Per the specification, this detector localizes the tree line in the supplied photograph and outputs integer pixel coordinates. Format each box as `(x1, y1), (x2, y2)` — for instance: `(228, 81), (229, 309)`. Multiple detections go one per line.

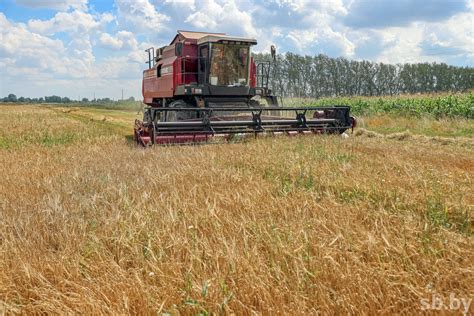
(254, 53), (474, 98)
(3, 54), (473, 102)
(1, 94), (135, 104)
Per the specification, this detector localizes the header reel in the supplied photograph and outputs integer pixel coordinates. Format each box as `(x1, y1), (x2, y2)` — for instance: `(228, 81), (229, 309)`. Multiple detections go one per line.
(134, 106), (356, 146)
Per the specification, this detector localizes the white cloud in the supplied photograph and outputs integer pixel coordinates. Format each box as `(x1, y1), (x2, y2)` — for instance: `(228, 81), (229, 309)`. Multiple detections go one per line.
(421, 12), (474, 58)
(100, 13), (115, 24)
(0, 12), (97, 81)
(276, 0), (347, 16)
(0, 11), (145, 98)
(164, 0), (196, 10)
(279, 3), (354, 57)
(374, 25), (426, 64)
(469, 0), (474, 10)
(0, 13), (65, 67)
(185, 0), (258, 38)
(27, 10), (111, 35)
(365, 10), (474, 65)
(99, 31), (138, 51)
(116, 0), (169, 33)
(286, 28), (355, 57)
(99, 33), (123, 50)
(67, 36), (95, 74)
(15, 0), (88, 11)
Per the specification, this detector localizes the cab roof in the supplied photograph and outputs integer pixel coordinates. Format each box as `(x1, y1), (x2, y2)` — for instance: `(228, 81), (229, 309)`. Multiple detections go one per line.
(172, 30), (257, 45)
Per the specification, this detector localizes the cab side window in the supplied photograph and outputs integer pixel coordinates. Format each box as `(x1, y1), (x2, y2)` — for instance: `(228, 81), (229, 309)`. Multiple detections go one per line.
(198, 45), (208, 84)
(157, 64), (162, 77)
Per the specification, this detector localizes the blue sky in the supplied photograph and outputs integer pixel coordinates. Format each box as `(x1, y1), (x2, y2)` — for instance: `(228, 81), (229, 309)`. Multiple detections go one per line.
(0, 0), (473, 99)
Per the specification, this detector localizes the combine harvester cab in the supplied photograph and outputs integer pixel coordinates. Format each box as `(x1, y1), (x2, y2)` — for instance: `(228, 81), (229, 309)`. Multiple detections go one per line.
(134, 30), (356, 146)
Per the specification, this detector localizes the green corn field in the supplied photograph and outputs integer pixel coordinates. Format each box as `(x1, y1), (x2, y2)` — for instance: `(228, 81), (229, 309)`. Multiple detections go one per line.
(283, 92), (474, 118)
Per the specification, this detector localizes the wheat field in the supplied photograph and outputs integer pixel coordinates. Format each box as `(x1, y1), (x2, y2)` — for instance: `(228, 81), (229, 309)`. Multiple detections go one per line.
(0, 104), (472, 314)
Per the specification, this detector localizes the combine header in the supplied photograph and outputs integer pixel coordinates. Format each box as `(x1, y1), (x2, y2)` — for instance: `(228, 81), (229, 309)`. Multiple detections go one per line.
(134, 30), (355, 146)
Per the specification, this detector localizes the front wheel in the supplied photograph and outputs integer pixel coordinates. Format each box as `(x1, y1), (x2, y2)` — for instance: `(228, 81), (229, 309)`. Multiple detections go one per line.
(162, 100), (197, 122)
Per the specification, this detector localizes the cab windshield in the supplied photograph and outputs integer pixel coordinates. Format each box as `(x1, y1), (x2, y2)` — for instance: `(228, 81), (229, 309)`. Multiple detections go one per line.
(209, 43), (249, 86)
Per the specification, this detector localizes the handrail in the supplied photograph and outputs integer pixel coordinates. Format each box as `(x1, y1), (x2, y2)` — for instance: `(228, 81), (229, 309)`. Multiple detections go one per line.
(256, 61), (271, 89)
(176, 55), (206, 84)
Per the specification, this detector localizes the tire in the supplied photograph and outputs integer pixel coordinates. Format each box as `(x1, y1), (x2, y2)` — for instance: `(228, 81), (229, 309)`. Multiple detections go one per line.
(162, 100), (197, 122)
(249, 99), (261, 108)
(143, 108), (152, 123)
(328, 122), (347, 135)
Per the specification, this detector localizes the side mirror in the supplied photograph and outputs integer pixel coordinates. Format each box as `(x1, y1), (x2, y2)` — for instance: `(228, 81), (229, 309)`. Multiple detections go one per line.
(270, 45), (276, 62)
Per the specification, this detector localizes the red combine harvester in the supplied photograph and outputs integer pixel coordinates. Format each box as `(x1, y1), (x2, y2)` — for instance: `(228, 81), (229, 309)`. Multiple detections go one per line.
(134, 30), (356, 146)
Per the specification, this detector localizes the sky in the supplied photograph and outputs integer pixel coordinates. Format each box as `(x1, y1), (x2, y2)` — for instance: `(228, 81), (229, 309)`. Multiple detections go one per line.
(0, 0), (473, 100)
